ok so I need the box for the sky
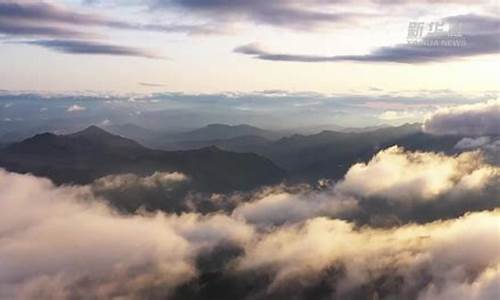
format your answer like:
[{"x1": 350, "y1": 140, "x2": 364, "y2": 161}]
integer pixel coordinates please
[{"x1": 0, "y1": 0, "x2": 499, "y2": 127}]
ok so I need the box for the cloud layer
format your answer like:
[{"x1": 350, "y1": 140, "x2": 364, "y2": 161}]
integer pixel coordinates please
[
  {"x1": 423, "y1": 100, "x2": 500, "y2": 136},
  {"x1": 1, "y1": 141, "x2": 500, "y2": 299},
  {"x1": 229, "y1": 146, "x2": 500, "y2": 227},
  {"x1": 336, "y1": 146, "x2": 498, "y2": 201},
  {"x1": 236, "y1": 210, "x2": 500, "y2": 300},
  {"x1": 0, "y1": 169, "x2": 253, "y2": 299}
]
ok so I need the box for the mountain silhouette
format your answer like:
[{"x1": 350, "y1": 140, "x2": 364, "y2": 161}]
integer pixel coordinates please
[{"x1": 0, "y1": 126, "x2": 285, "y2": 192}]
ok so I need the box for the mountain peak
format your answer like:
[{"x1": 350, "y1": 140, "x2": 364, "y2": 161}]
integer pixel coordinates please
[
  {"x1": 205, "y1": 123, "x2": 229, "y2": 128},
  {"x1": 71, "y1": 125, "x2": 111, "y2": 137}
]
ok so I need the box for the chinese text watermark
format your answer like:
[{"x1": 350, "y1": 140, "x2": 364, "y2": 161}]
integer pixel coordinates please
[{"x1": 407, "y1": 21, "x2": 467, "y2": 47}]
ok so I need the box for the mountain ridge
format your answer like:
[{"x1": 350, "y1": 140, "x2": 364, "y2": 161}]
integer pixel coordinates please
[{"x1": 0, "y1": 126, "x2": 286, "y2": 193}]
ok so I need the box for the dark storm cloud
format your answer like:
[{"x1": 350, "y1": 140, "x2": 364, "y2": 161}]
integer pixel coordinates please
[
  {"x1": 235, "y1": 14, "x2": 500, "y2": 63},
  {"x1": 23, "y1": 39, "x2": 162, "y2": 59}
]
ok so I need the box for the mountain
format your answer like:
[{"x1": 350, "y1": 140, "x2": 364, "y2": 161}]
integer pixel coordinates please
[
  {"x1": 263, "y1": 123, "x2": 462, "y2": 181},
  {"x1": 0, "y1": 126, "x2": 285, "y2": 193},
  {"x1": 288, "y1": 124, "x2": 391, "y2": 135},
  {"x1": 160, "y1": 135, "x2": 271, "y2": 151},
  {"x1": 261, "y1": 124, "x2": 420, "y2": 174},
  {"x1": 175, "y1": 124, "x2": 279, "y2": 141},
  {"x1": 161, "y1": 123, "x2": 460, "y2": 183},
  {"x1": 0, "y1": 124, "x2": 464, "y2": 191},
  {"x1": 147, "y1": 123, "x2": 458, "y2": 183},
  {"x1": 105, "y1": 123, "x2": 164, "y2": 146},
  {"x1": 102, "y1": 123, "x2": 282, "y2": 150}
]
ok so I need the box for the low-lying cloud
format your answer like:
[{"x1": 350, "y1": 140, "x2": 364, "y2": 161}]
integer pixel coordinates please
[
  {"x1": 336, "y1": 146, "x2": 498, "y2": 201},
  {"x1": 236, "y1": 210, "x2": 500, "y2": 300},
  {"x1": 1, "y1": 132, "x2": 500, "y2": 299},
  {"x1": 423, "y1": 100, "x2": 500, "y2": 136},
  {"x1": 0, "y1": 169, "x2": 253, "y2": 299},
  {"x1": 92, "y1": 172, "x2": 190, "y2": 212},
  {"x1": 230, "y1": 146, "x2": 500, "y2": 227}
]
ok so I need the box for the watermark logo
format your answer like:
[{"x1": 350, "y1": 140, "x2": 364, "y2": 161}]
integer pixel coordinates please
[{"x1": 407, "y1": 21, "x2": 466, "y2": 47}]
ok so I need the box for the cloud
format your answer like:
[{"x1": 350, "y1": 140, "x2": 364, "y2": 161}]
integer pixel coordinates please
[
  {"x1": 139, "y1": 82, "x2": 169, "y2": 87},
  {"x1": 455, "y1": 136, "x2": 492, "y2": 149},
  {"x1": 151, "y1": 0, "x2": 492, "y2": 31},
  {"x1": 0, "y1": 169, "x2": 253, "y2": 299},
  {"x1": 0, "y1": 19, "x2": 88, "y2": 37},
  {"x1": 0, "y1": 1, "x2": 97, "y2": 37},
  {"x1": 0, "y1": 1, "x2": 215, "y2": 37},
  {"x1": 418, "y1": 267, "x2": 500, "y2": 300},
  {"x1": 0, "y1": 1, "x2": 207, "y2": 58},
  {"x1": 454, "y1": 137, "x2": 500, "y2": 165},
  {"x1": 226, "y1": 146, "x2": 500, "y2": 227},
  {"x1": 25, "y1": 39, "x2": 162, "y2": 59},
  {"x1": 0, "y1": 90, "x2": 491, "y2": 131},
  {"x1": 94, "y1": 171, "x2": 188, "y2": 190},
  {"x1": 423, "y1": 100, "x2": 500, "y2": 136},
  {"x1": 235, "y1": 210, "x2": 500, "y2": 299},
  {"x1": 66, "y1": 104, "x2": 86, "y2": 112},
  {"x1": 335, "y1": 146, "x2": 499, "y2": 201},
  {"x1": 232, "y1": 188, "x2": 358, "y2": 226},
  {"x1": 153, "y1": 0, "x2": 359, "y2": 30},
  {"x1": 0, "y1": 1, "x2": 102, "y2": 25},
  {"x1": 378, "y1": 110, "x2": 418, "y2": 121},
  {"x1": 91, "y1": 172, "x2": 191, "y2": 212},
  {"x1": 235, "y1": 14, "x2": 500, "y2": 63}
]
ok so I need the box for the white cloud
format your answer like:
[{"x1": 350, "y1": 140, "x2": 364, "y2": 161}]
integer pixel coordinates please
[
  {"x1": 0, "y1": 169, "x2": 253, "y2": 299},
  {"x1": 378, "y1": 110, "x2": 417, "y2": 121},
  {"x1": 335, "y1": 146, "x2": 499, "y2": 201},
  {"x1": 418, "y1": 267, "x2": 500, "y2": 300},
  {"x1": 93, "y1": 172, "x2": 188, "y2": 190},
  {"x1": 66, "y1": 104, "x2": 86, "y2": 112},
  {"x1": 227, "y1": 146, "x2": 500, "y2": 228},
  {"x1": 232, "y1": 190, "x2": 357, "y2": 226},
  {"x1": 237, "y1": 210, "x2": 500, "y2": 298}
]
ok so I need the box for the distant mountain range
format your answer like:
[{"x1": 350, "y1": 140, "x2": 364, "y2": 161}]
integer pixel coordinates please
[
  {"x1": 105, "y1": 123, "x2": 281, "y2": 149},
  {"x1": 137, "y1": 123, "x2": 462, "y2": 182},
  {"x1": 0, "y1": 123, "x2": 465, "y2": 190},
  {"x1": 176, "y1": 124, "x2": 280, "y2": 141},
  {"x1": 0, "y1": 126, "x2": 286, "y2": 193}
]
